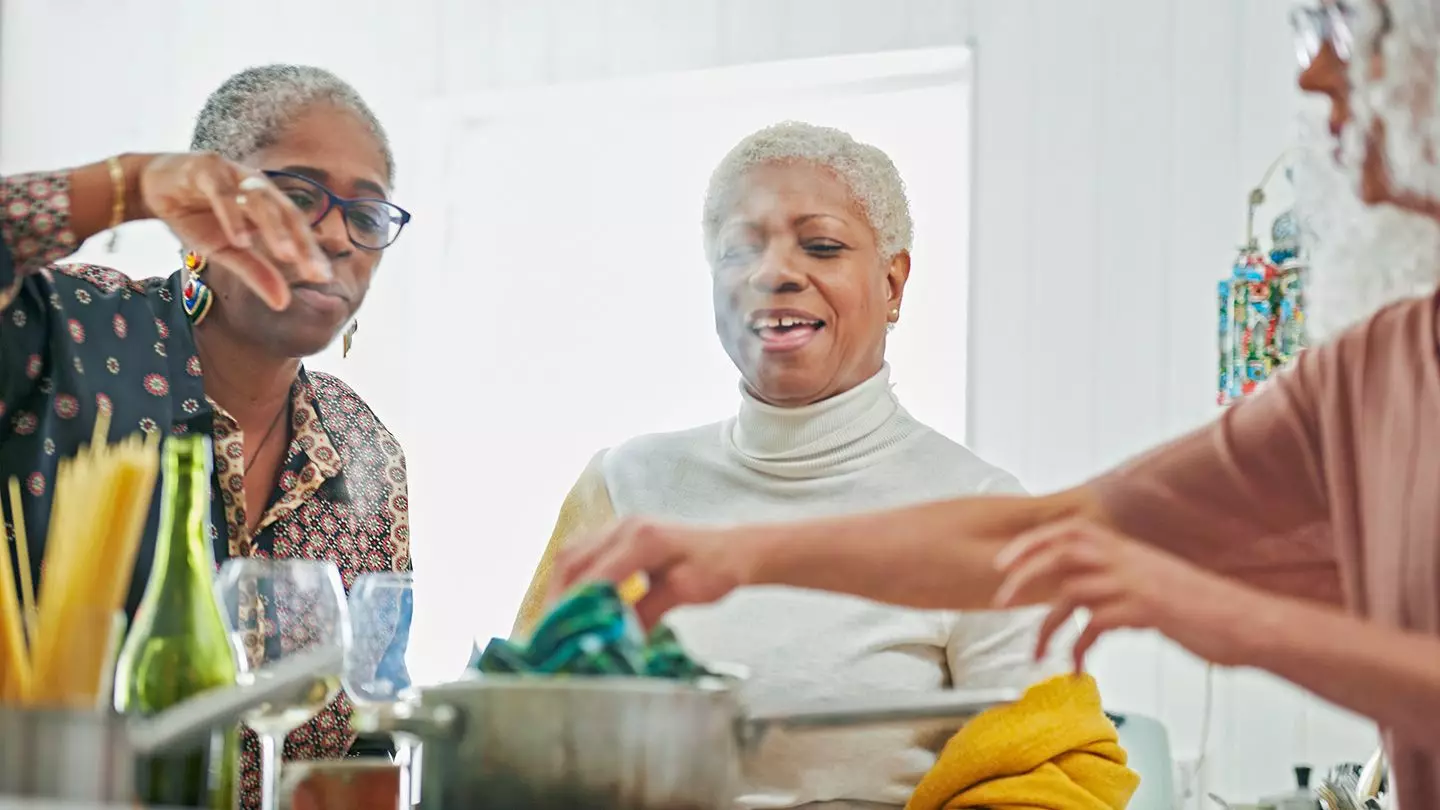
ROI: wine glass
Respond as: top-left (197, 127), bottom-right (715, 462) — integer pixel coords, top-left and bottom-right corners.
top-left (215, 558), bottom-right (350, 810)
top-left (343, 572), bottom-right (418, 808)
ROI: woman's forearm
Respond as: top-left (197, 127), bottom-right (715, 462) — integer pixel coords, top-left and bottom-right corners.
top-left (1, 155), bottom-right (155, 281)
top-left (747, 489), bottom-right (1096, 610)
top-left (64, 154), bottom-right (156, 243)
top-left (1240, 594), bottom-right (1440, 750)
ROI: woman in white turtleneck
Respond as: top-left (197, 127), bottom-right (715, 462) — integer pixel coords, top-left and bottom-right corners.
top-left (513, 121), bottom-right (1075, 809)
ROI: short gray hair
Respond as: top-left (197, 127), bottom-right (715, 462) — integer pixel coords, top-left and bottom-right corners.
top-left (702, 121), bottom-right (913, 261)
top-left (190, 64), bottom-right (394, 184)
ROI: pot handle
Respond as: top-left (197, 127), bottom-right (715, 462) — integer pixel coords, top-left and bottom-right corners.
top-left (738, 686), bottom-right (1019, 746)
top-left (127, 645), bottom-right (344, 756)
top-left (352, 701), bottom-right (461, 741)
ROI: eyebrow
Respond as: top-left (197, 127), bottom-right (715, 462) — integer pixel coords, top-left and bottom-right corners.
top-left (280, 165), bottom-right (389, 199)
top-left (794, 213), bottom-right (850, 227)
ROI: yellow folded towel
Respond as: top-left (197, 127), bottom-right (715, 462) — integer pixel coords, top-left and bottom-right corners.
top-left (906, 674), bottom-right (1139, 810)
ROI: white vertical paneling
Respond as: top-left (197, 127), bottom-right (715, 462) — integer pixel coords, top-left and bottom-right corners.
top-left (966, 0), bottom-right (1035, 476)
top-left (0, 0), bottom-right (1382, 801)
top-left (544, 0), bottom-right (616, 81)
top-left (488, 0), bottom-right (558, 86)
top-left (1084, 0), bottom-right (1182, 726)
top-left (1020, 0), bottom-right (1100, 493)
top-left (600, 0), bottom-right (723, 78)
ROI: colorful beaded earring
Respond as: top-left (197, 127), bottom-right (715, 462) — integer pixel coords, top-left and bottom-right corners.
top-left (342, 320), bottom-right (358, 358)
top-left (181, 251), bottom-right (215, 325)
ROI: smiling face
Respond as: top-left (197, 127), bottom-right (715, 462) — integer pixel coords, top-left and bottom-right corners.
top-left (202, 102), bottom-right (392, 358)
top-left (710, 161), bottom-right (910, 407)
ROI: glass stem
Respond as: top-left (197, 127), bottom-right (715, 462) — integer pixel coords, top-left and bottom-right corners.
top-left (395, 735), bottom-right (419, 810)
top-left (258, 732), bottom-right (282, 810)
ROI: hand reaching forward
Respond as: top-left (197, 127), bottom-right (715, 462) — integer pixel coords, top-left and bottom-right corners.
top-left (550, 518), bottom-right (752, 629)
top-left (993, 517), bottom-right (1267, 671)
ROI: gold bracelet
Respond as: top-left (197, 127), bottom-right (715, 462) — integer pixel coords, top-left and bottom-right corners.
top-left (105, 156), bottom-right (126, 230)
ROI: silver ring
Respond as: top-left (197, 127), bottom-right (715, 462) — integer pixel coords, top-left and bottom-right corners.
top-left (235, 194), bottom-right (249, 206)
top-left (238, 175), bottom-right (268, 192)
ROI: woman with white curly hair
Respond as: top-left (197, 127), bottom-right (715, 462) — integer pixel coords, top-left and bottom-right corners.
top-left (512, 122), bottom-right (1123, 808)
top-left (550, 3), bottom-right (1440, 807)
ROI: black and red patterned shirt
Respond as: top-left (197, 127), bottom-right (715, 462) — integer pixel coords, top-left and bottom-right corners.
top-left (1, 170), bottom-right (411, 808)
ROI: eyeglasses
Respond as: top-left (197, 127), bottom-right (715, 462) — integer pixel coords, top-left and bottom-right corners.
top-left (263, 170), bottom-right (412, 251)
top-left (1291, 1), bottom-right (1357, 67)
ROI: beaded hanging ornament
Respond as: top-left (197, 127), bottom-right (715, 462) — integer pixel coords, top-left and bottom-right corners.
top-left (1217, 153), bottom-right (1308, 406)
top-left (181, 251), bottom-right (215, 325)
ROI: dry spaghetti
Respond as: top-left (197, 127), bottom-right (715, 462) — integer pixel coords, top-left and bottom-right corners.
top-left (0, 408), bottom-right (160, 707)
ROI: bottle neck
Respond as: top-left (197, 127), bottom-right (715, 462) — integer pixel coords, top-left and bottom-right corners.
top-left (154, 438), bottom-right (216, 580)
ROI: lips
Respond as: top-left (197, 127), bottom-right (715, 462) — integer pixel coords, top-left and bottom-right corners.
top-left (290, 283), bottom-right (351, 319)
top-left (292, 282), bottom-right (351, 302)
top-left (747, 308), bottom-right (826, 352)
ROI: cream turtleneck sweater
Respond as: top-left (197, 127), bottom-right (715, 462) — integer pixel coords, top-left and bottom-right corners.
top-left (514, 365), bottom-right (1068, 809)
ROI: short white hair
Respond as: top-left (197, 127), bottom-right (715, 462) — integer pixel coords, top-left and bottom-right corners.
top-left (701, 121), bottom-right (914, 261)
top-left (192, 64), bottom-right (394, 184)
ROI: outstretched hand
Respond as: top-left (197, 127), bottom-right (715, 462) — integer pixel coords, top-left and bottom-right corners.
top-left (993, 517), bottom-right (1265, 671)
top-left (138, 153), bottom-right (331, 310)
top-left (549, 518), bottom-right (753, 628)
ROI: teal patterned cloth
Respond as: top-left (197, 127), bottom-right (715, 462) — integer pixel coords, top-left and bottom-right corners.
top-left (471, 582), bottom-right (716, 679)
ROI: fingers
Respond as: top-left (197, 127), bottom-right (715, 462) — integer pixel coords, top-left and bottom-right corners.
top-left (1032, 574), bottom-right (1118, 661)
top-left (235, 184), bottom-right (301, 264)
top-left (995, 516), bottom-right (1094, 570)
top-left (993, 518), bottom-right (1108, 608)
top-left (183, 160), bottom-right (329, 311)
top-left (209, 247), bottom-right (291, 311)
top-left (194, 171), bottom-right (253, 250)
top-left (632, 583), bottom-right (683, 630)
top-left (1034, 596), bottom-right (1079, 662)
top-left (1070, 619), bottom-right (1107, 673)
top-left (230, 171), bottom-right (330, 283)
top-left (550, 519), bottom-right (674, 602)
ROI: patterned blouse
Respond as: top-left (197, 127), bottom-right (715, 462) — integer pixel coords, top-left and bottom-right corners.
top-left (1, 170), bottom-right (412, 809)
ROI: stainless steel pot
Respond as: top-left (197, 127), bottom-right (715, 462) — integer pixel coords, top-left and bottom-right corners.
top-left (0, 645), bottom-right (342, 803)
top-left (357, 674), bottom-right (1017, 810)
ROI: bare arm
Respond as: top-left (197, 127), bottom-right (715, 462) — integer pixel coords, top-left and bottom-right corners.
top-left (1238, 591), bottom-right (1440, 752)
top-left (556, 342), bottom-right (1344, 621)
top-left (61, 155), bottom-right (157, 243)
top-left (748, 489), bottom-right (1096, 611)
top-left (748, 344), bottom-right (1341, 611)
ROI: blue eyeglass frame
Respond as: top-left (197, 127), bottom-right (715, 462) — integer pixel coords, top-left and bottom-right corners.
top-left (263, 169), bottom-right (413, 251)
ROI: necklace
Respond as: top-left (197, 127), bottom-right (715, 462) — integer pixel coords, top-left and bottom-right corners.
top-left (244, 401), bottom-right (290, 472)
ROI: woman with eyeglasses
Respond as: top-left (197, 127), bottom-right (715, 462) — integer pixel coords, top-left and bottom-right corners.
top-left (0, 64), bottom-right (412, 809)
top-left (550, 3), bottom-right (1440, 806)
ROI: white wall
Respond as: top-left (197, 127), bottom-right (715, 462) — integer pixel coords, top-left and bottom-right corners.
top-left (0, 0), bottom-right (1378, 803)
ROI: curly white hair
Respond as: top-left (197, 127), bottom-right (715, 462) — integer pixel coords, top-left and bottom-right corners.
top-left (1295, 0), bottom-right (1440, 340)
top-left (1346, 0), bottom-right (1440, 200)
top-left (701, 121), bottom-right (914, 262)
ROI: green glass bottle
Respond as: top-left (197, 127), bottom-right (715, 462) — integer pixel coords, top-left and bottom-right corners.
top-left (114, 434), bottom-right (239, 809)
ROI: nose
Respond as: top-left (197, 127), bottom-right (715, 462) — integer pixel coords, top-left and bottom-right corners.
top-left (748, 246), bottom-right (808, 293)
top-left (313, 205), bottom-right (355, 259)
top-left (1298, 39), bottom-right (1347, 96)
